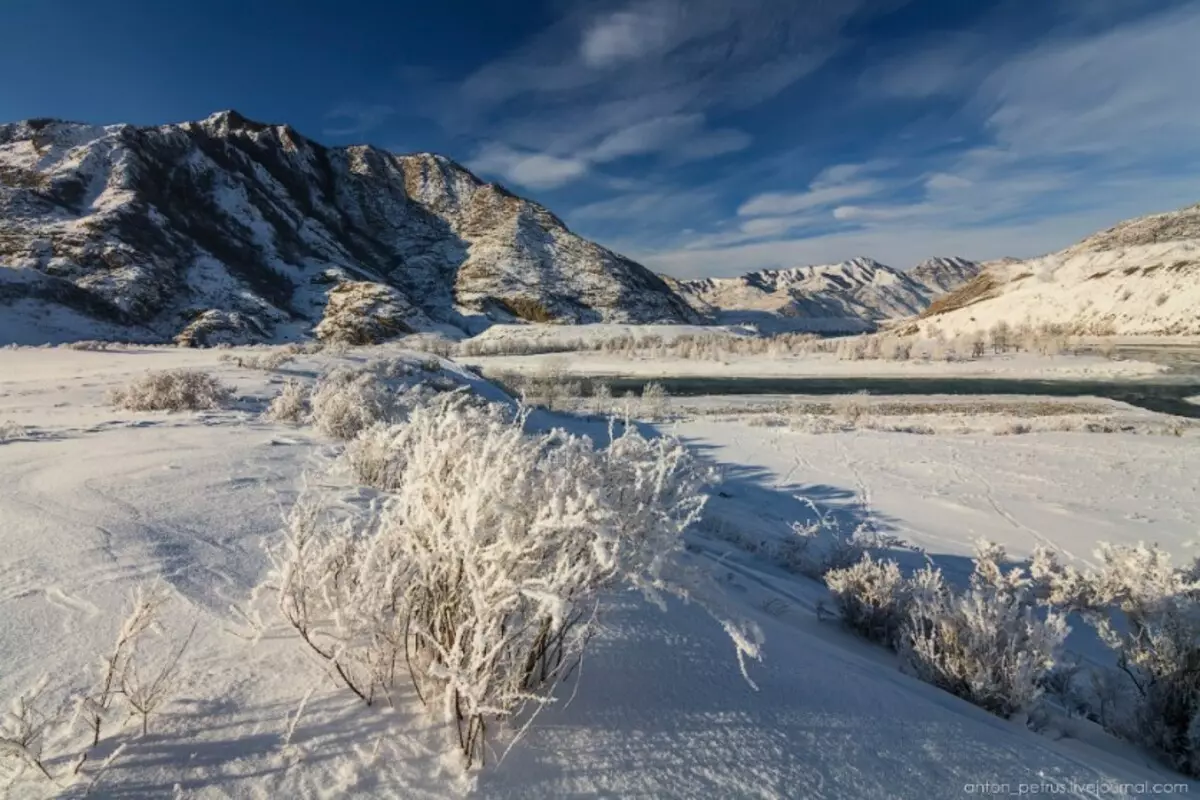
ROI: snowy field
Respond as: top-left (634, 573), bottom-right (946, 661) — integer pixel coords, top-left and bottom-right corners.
top-left (1, 345), bottom-right (1197, 797)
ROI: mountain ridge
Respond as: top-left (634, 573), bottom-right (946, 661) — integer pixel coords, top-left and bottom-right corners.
top-left (0, 110), bottom-right (698, 344)
top-left (669, 256), bottom-right (982, 333)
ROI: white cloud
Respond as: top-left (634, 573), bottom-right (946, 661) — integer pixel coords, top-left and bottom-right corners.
top-left (979, 4), bottom-right (1200, 159)
top-left (569, 188), bottom-right (718, 222)
top-left (449, 0), bottom-right (864, 165)
top-left (925, 173), bottom-right (973, 191)
top-left (738, 181), bottom-right (881, 216)
top-left (588, 114), bottom-right (701, 161)
top-left (580, 3), bottom-right (681, 68)
top-left (832, 204), bottom-right (930, 222)
top-left (470, 144), bottom-right (589, 189)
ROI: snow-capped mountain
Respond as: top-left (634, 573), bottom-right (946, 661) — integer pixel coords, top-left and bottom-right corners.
top-left (671, 256), bottom-right (980, 333)
top-left (0, 111), bottom-right (697, 344)
top-left (921, 202), bottom-right (1200, 336)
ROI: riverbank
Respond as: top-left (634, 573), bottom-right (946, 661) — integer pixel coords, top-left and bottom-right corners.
top-left (461, 349), bottom-right (1170, 381)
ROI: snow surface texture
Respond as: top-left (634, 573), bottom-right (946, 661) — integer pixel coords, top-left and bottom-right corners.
top-left (0, 112), bottom-right (696, 346)
top-left (923, 203), bottom-right (1200, 336)
top-left (669, 257), bottom-right (983, 334)
top-left (1, 344), bottom-right (1196, 797)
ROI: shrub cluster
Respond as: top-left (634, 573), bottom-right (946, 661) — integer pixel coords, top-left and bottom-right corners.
top-left (265, 392), bottom-right (760, 767)
top-left (108, 370), bottom-right (233, 412)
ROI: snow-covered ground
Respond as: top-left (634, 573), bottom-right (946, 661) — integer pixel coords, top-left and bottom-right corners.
top-left (1, 345), bottom-right (1196, 797)
top-left (678, 417), bottom-right (1199, 571)
top-left (463, 349), bottom-right (1169, 380)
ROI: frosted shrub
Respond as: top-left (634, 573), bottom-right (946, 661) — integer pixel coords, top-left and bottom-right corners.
top-left (640, 382), bottom-right (669, 420)
top-left (1037, 543), bottom-right (1200, 774)
top-left (834, 391), bottom-right (870, 424)
top-left (267, 394), bottom-right (760, 767)
top-left (219, 349), bottom-right (295, 370)
top-left (899, 542), bottom-right (1068, 717)
top-left (825, 555), bottom-right (911, 645)
top-left (1, 583), bottom-right (190, 792)
top-left (264, 379), bottom-right (310, 424)
top-left (309, 366), bottom-right (400, 439)
top-left (108, 370), bottom-right (233, 412)
top-left (591, 381), bottom-right (614, 416)
top-left (0, 420), bottom-right (28, 442)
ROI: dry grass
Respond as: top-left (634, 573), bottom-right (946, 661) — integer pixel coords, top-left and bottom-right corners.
top-left (920, 273), bottom-right (999, 317)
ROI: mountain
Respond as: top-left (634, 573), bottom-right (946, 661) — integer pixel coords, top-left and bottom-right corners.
top-left (0, 111), bottom-right (697, 345)
top-left (671, 256), bottom-right (980, 333)
top-left (920, 202), bottom-right (1200, 336)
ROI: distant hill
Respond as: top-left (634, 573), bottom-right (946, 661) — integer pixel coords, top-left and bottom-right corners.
top-left (920, 203), bottom-right (1200, 336)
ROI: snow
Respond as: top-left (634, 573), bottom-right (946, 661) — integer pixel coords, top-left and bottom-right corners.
top-left (675, 418), bottom-right (1200, 572)
top-left (1, 344), bottom-right (1196, 797)
top-left (462, 348), bottom-right (1169, 381)
top-left (928, 240), bottom-right (1200, 337)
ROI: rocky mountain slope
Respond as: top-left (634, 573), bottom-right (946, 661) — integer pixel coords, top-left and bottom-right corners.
top-left (921, 202), bottom-right (1200, 336)
top-left (0, 111), bottom-right (697, 345)
top-left (671, 256), bottom-right (981, 333)
top-left (909, 256), bottom-right (983, 294)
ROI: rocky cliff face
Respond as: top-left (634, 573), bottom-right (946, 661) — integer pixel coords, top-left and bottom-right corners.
top-left (0, 111), bottom-right (697, 344)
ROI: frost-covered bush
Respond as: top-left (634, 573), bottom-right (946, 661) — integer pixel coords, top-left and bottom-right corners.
top-left (396, 333), bottom-right (456, 358)
top-left (264, 379), bottom-right (310, 424)
top-left (267, 394), bottom-right (760, 766)
top-left (309, 366), bottom-right (400, 439)
top-left (1035, 543), bottom-right (1200, 774)
top-left (1, 583), bottom-right (191, 792)
top-left (641, 382), bottom-right (669, 420)
top-left (825, 555), bottom-right (912, 645)
top-left (108, 370), bottom-right (233, 412)
top-left (219, 349), bottom-right (295, 370)
top-left (0, 420), bottom-right (29, 442)
top-left (834, 392), bottom-right (870, 424)
top-left (899, 542), bottom-right (1069, 717)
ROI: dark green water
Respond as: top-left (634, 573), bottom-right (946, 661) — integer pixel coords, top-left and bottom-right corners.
top-left (601, 376), bottom-right (1200, 419)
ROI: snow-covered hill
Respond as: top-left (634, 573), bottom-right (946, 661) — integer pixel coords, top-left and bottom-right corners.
top-left (0, 111), bottom-right (697, 345)
top-left (922, 203), bottom-right (1200, 335)
top-left (671, 256), bottom-right (980, 333)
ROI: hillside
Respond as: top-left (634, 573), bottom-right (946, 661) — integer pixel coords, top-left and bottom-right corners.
top-left (672, 256), bottom-right (981, 333)
top-left (921, 203), bottom-right (1200, 335)
top-left (0, 111), bottom-right (696, 345)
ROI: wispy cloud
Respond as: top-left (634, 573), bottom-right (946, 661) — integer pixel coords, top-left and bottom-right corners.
top-left (441, 0), bottom-right (868, 189)
top-left (608, 2), bottom-right (1200, 277)
top-left (470, 144), bottom-right (589, 190)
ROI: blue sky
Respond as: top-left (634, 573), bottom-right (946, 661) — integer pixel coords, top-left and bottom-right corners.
top-left (2, 0), bottom-right (1198, 277)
